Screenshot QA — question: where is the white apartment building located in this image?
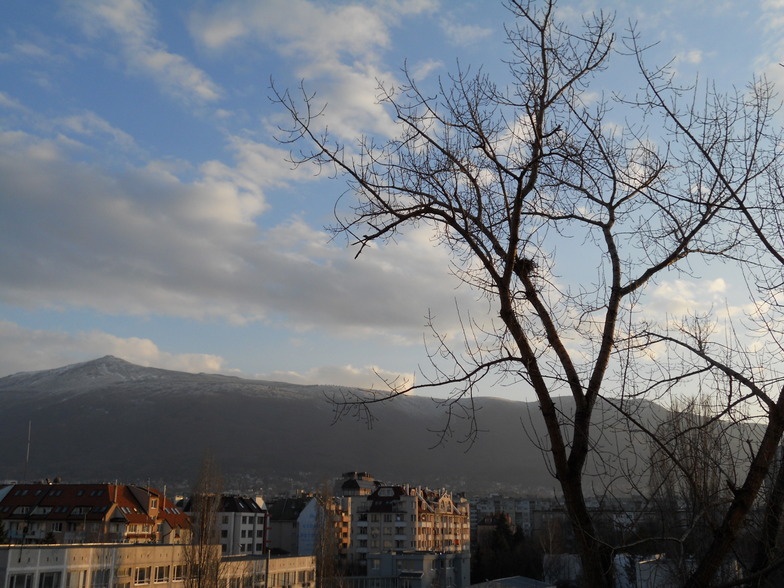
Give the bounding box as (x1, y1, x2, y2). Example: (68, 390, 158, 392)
(215, 495, 267, 556)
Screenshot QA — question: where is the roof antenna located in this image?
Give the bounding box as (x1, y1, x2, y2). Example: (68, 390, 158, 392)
(23, 421, 31, 481)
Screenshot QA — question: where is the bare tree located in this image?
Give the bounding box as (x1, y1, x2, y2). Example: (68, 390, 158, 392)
(274, 1, 784, 586)
(641, 397, 742, 583)
(313, 482, 344, 588)
(615, 31, 784, 586)
(184, 456, 224, 588)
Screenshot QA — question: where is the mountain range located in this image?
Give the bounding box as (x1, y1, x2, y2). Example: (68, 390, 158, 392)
(0, 356, 657, 496)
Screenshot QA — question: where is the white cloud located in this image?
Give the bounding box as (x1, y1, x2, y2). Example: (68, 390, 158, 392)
(11, 41, 52, 60)
(645, 278, 730, 317)
(66, 0, 222, 105)
(374, 0, 439, 16)
(191, 0, 390, 57)
(260, 364, 415, 390)
(190, 0, 400, 140)
(0, 92, 29, 112)
(640, 277, 761, 344)
(0, 320, 226, 377)
(0, 320, 421, 391)
(57, 111, 136, 150)
(439, 19, 493, 46)
(0, 127, 480, 341)
(409, 59, 443, 82)
(677, 49, 704, 65)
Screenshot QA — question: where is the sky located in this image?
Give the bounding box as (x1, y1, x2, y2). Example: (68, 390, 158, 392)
(1, 0, 782, 398)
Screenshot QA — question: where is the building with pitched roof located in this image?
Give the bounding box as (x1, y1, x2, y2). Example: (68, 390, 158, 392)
(0, 482, 189, 545)
(181, 494, 268, 556)
(347, 484, 470, 574)
(266, 496, 316, 556)
(335, 472, 381, 497)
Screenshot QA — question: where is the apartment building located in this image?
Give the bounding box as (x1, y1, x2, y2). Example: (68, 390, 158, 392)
(0, 483, 189, 545)
(181, 494, 268, 556)
(266, 496, 316, 556)
(216, 495, 267, 556)
(348, 484, 470, 571)
(366, 550, 470, 588)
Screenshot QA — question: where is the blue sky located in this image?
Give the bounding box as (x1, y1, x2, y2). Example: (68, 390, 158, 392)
(0, 0, 780, 397)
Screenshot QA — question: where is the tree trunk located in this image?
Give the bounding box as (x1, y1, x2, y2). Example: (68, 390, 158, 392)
(750, 446, 784, 587)
(685, 400, 784, 587)
(561, 471, 614, 588)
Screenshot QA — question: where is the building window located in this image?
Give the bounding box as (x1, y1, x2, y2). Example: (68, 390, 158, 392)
(383, 514, 392, 523)
(256, 543, 263, 551)
(116, 568, 131, 579)
(154, 566, 169, 583)
(67, 570, 87, 588)
(221, 529, 228, 538)
(39, 573, 62, 588)
(51, 522, 63, 532)
(370, 559, 380, 571)
(222, 516, 229, 524)
(9, 574, 33, 588)
(92, 569, 111, 588)
(150, 498, 158, 509)
(256, 530, 263, 537)
(135, 567, 151, 585)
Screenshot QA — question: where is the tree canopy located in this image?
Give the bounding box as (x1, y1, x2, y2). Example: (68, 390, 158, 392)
(275, 1, 784, 585)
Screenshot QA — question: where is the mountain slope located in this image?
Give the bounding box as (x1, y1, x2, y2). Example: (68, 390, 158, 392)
(0, 356, 653, 495)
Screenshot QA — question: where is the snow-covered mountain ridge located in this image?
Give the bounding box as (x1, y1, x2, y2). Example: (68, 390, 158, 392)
(0, 356, 694, 497)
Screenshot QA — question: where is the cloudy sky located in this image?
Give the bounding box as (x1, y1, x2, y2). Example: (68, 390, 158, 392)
(1, 0, 781, 397)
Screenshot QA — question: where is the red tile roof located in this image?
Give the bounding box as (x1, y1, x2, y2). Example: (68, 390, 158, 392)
(0, 482, 190, 530)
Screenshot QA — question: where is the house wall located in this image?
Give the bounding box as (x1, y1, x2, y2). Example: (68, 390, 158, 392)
(296, 500, 318, 557)
(0, 543, 188, 588)
(267, 520, 298, 556)
(0, 545, 315, 588)
(220, 511, 266, 556)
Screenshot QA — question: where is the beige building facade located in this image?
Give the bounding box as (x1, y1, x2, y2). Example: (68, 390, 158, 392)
(348, 485, 470, 571)
(0, 544, 315, 588)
